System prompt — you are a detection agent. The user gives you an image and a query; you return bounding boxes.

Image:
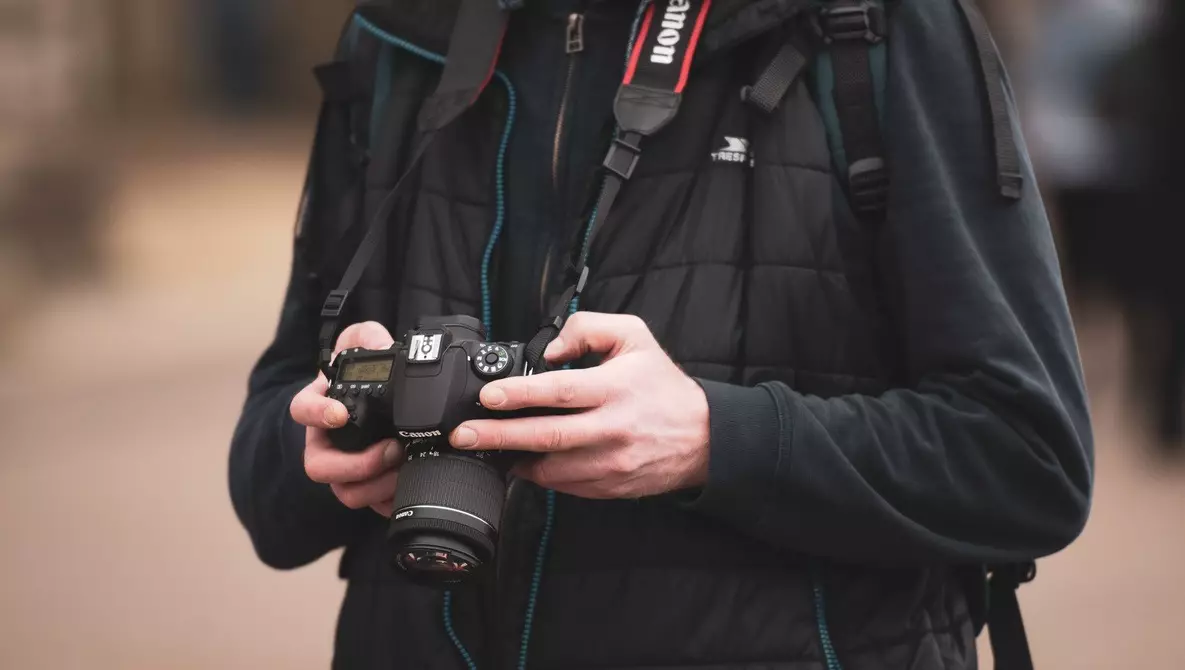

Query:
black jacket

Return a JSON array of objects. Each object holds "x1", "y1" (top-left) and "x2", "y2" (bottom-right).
[{"x1": 229, "y1": 1, "x2": 1093, "y2": 668}]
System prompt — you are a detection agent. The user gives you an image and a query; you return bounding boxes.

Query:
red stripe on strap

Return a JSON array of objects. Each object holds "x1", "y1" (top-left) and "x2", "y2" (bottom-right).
[
  {"x1": 622, "y1": 5, "x2": 656, "y2": 86},
  {"x1": 675, "y1": 0, "x2": 711, "y2": 93}
]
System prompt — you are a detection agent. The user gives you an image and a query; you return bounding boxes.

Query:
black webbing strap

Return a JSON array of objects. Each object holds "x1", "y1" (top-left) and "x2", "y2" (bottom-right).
[
  {"x1": 741, "y1": 39, "x2": 810, "y2": 114},
  {"x1": 418, "y1": 0, "x2": 508, "y2": 132},
  {"x1": 317, "y1": 0, "x2": 510, "y2": 376},
  {"x1": 987, "y1": 562, "x2": 1037, "y2": 670},
  {"x1": 524, "y1": 0, "x2": 713, "y2": 374},
  {"x1": 955, "y1": 0, "x2": 1023, "y2": 200},
  {"x1": 815, "y1": 0, "x2": 889, "y2": 221}
]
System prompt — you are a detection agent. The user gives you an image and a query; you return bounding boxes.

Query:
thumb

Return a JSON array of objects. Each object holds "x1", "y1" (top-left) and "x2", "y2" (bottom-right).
[
  {"x1": 544, "y1": 312, "x2": 656, "y2": 364},
  {"x1": 335, "y1": 321, "x2": 396, "y2": 355}
]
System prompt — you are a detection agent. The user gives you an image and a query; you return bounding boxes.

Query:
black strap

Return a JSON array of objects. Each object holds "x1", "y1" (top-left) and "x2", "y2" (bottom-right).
[
  {"x1": 987, "y1": 562, "x2": 1037, "y2": 670},
  {"x1": 418, "y1": 0, "x2": 508, "y2": 132},
  {"x1": 955, "y1": 0, "x2": 1023, "y2": 200},
  {"x1": 815, "y1": 0, "x2": 889, "y2": 222},
  {"x1": 317, "y1": 0, "x2": 510, "y2": 376},
  {"x1": 742, "y1": 39, "x2": 810, "y2": 114},
  {"x1": 524, "y1": 0, "x2": 713, "y2": 373}
]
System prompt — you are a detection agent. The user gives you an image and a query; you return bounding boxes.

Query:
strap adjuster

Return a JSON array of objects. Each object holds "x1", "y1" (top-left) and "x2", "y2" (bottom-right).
[
  {"x1": 814, "y1": 1, "x2": 886, "y2": 44},
  {"x1": 848, "y1": 157, "x2": 889, "y2": 217},
  {"x1": 990, "y1": 561, "x2": 1038, "y2": 588},
  {"x1": 321, "y1": 290, "x2": 350, "y2": 318},
  {"x1": 603, "y1": 136, "x2": 642, "y2": 180}
]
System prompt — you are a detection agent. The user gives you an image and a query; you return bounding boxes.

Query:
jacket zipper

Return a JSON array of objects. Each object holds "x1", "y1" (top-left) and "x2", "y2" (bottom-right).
[
  {"x1": 551, "y1": 13, "x2": 585, "y2": 189},
  {"x1": 541, "y1": 12, "x2": 585, "y2": 317}
]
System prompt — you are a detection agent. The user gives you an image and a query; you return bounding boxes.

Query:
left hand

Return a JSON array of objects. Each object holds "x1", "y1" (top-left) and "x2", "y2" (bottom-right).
[{"x1": 449, "y1": 312, "x2": 711, "y2": 499}]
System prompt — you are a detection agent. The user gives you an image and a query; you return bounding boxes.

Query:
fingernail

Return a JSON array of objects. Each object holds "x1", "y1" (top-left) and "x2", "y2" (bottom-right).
[
  {"x1": 544, "y1": 337, "x2": 565, "y2": 359},
  {"x1": 323, "y1": 403, "x2": 347, "y2": 427},
  {"x1": 483, "y1": 386, "x2": 507, "y2": 408},
  {"x1": 452, "y1": 427, "x2": 478, "y2": 449},
  {"x1": 382, "y1": 440, "x2": 402, "y2": 467}
]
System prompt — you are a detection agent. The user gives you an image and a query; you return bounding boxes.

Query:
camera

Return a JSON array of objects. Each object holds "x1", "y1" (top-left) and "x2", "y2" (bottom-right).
[{"x1": 326, "y1": 315, "x2": 536, "y2": 585}]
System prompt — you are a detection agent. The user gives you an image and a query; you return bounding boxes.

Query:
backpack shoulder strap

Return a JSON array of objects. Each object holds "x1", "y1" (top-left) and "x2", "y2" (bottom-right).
[
  {"x1": 812, "y1": 0, "x2": 890, "y2": 222},
  {"x1": 740, "y1": 0, "x2": 891, "y2": 222}
]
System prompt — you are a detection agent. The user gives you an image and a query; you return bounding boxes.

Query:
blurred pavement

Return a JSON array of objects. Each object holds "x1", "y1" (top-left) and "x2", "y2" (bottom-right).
[{"x1": 1, "y1": 119, "x2": 1184, "y2": 669}]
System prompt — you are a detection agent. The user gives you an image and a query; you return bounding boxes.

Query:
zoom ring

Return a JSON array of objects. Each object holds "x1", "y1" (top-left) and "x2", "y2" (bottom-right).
[{"x1": 391, "y1": 454, "x2": 506, "y2": 533}]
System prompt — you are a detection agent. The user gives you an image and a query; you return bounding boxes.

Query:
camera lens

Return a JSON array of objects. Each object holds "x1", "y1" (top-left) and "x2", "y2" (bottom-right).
[{"x1": 386, "y1": 453, "x2": 505, "y2": 586}]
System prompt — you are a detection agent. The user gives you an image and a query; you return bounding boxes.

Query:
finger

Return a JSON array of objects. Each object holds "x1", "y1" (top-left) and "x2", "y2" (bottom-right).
[
  {"x1": 451, "y1": 413, "x2": 620, "y2": 453},
  {"x1": 331, "y1": 470, "x2": 399, "y2": 510},
  {"x1": 371, "y1": 499, "x2": 395, "y2": 518},
  {"x1": 512, "y1": 449, "x2": 608, "y2": 485},
  {"x1": 305, "y1": 437, "x2": 403, "y2": 484},
  {"x1": 545, "y1": 312, "x2": 657, "y2": 364},
  {"x1": 335, "y1": 321, "x2": 396, "y2": 356},
  {"x1": 513, "y1": 455, "x2": 628, "y2": 500},
  {"x1": 481, "y1": 368, "x2": 613, "y2": 411},
  {"x1": 290, "y1": 376, "x2": 349, "y2": 429}
]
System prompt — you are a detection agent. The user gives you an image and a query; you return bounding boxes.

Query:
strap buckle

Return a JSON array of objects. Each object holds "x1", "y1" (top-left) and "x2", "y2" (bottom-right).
[
  {"x1": 603, "y1": 136, "x2": 642, "y2": 181},
  {"x1": 990, "y1": 561, "x2": 1038, "y2": 588},
  {"x1": 848, "y1": 157, "x2": 889, "y2": 217},
  {"x1": 320, "y1": 290, "x2": 350, "y2": 318},
  {"x1": 813, "y1": 1, "x2": 886, "y2": 44}
]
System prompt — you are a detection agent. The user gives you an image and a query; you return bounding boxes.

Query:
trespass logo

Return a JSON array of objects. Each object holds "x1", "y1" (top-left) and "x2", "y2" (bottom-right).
[{"x1": 649, "y1": 0, "x2": 691, "y2": 65}]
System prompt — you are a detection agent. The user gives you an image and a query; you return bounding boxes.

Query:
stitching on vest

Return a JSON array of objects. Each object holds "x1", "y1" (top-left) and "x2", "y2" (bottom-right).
[
  {"x1": 837, "y1": 615, "x2": 974, "y2": 657},
  {"x1": 400, "y1": 282, "x2": 480, "y2": 305},
  {"x1": 590, "y1": 261, "x2": 849, "y2": 283},
  {"x1": 622, "y1": 160, "x2": 832, "y2": 182},
  {"x1": 678, "y1": 360, "x2": 882, "y2": 383}
]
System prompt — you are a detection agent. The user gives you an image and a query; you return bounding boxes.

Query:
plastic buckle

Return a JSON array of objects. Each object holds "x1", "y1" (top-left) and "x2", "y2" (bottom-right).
[
  {"x1": 603, "y1": 136, "x2": 642, "y2": 181},
  {"x1": 321, "y1": 290, "x2": 350, "y2": 318},
  {"x1": 848, "y1": 157, "x2": 889, "y2": 217},
  {"x1": 999, "y1": 171, "x2": 1024, "y2": 200},
  {"x1": 813, "y1": 1, "x2": 886, "y2": 45},
  {"x1": 990, "y1": 562, "x2": 1038, "y2": 588}
]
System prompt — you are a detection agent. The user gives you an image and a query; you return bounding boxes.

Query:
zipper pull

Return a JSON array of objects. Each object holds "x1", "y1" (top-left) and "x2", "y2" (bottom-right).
[{"x1": 566, "y1": 13, "x2": 585, "y2": 54}]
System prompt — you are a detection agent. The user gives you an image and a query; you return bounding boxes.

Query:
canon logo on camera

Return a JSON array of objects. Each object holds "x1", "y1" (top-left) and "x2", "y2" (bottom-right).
[
  {"x1": 398, "y1": 429, "x2": 443, "y2": 439},
  {"x1": 649, "y1": 0, "x2": 691, "y2": 65}
]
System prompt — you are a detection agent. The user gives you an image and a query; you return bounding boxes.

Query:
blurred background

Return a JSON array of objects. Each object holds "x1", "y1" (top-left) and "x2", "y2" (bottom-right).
[{"x1": 0, "y1": 0, "x2": 1183, "y2": 668}]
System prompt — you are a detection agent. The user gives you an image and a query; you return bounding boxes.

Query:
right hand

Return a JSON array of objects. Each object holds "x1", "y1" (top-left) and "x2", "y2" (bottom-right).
[{"x1": 290, "y1": 321, "x2": 404, "y2": 517}]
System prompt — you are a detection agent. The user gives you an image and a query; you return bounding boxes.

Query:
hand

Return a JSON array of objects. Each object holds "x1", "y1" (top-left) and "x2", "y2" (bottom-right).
[
  {"x1": 449, "y1": 312, "x2": 711, "y2": 499},
  {"x1": 290, "y1": 321, "x2": 404, "y2": 517}
]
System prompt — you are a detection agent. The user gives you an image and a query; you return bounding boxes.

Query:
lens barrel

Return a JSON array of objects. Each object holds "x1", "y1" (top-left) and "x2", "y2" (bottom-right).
[{"x1": 387, "y1": 452, "x2": 505, "y2": 585}]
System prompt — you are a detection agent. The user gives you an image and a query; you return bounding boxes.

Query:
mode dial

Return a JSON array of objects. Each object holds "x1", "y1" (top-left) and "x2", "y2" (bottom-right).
[{"x1": 473, "y1": 344, "x2": 512, "y2": 378}]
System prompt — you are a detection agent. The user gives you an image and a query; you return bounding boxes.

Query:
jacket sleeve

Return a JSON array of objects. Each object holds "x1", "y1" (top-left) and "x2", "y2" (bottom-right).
[
  {"x1": 228, "y1": 244, "x2": 376, "y2": 570},
  {"x1": 684, "y1": 0, "x2": 1094, "y2": 565}
]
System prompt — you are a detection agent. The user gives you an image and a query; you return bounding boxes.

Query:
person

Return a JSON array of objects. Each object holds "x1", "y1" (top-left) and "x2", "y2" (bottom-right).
[{"x1": 229, "y1": 1, "x2": 1094, "y2": 669}]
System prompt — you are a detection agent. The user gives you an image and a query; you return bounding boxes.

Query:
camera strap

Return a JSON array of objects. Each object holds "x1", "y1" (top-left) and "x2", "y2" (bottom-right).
[
  {"x1": 524, "y1": 0, "x2": 713, "y2": 373},
  {"x1": 318, "y1": 0, "x2": 510, "y2": 376}
]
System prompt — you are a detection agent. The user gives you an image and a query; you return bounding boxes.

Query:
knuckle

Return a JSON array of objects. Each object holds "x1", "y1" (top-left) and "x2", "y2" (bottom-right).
[
  {"x1": 485, "y1": 426, "x2": 506, "y2": 451},
  {"x1": 333, "y1": 485, "x2": 365, "y2": 510},
  {"x1": 607, "y1": 451, "x2": 639, "y2": 476},
  {"x1": 566, "y1": 312, "x2": 589, "y2": 331},
  {"x1": 304, "y1": 448, "x2": 327, "y2": 483},
  {"x1": 544, "y1": 425, "x2": 565, "y2": 452},
  {"x1": 554, "y1": 380, "x2": 578, "y2": 406}
]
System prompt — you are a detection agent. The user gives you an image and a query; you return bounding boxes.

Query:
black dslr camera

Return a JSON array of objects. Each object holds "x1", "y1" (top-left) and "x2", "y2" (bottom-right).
[{"x1": 326, "y1": 315, "x2": 536, "y2": 585}]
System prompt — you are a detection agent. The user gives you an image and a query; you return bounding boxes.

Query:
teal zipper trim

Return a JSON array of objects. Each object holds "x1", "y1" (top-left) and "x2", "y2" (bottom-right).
[
  {"x1": 516, "y1": 489, "x2": 556, "y2": 670},
  {"x1": 353, "y1": 14, "x2": 517, "y2": 337},
  {"x1": 369, "y1": 44, "x2": 394, "y2": 147},
  {"x1": 516, "y1": 5, "x2": 654, "y2": 669},
  {"x1": 354, "y1": 15, "x2": 520, "y2": 670},
  {"x1": 443, "y1": 591, "x2": 479, "y2": 670},
  {"x1": 812, "y1": 569, "x2": 844, "y2": 670}
]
